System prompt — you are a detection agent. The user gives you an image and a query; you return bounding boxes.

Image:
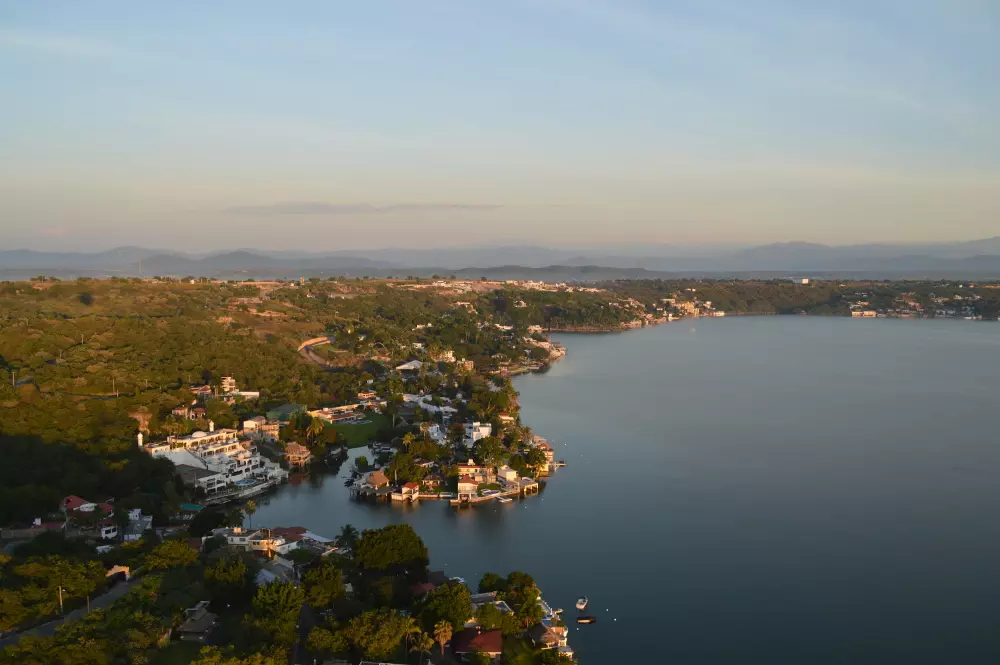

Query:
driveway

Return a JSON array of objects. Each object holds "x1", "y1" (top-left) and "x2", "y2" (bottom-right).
[{"x1": 0, "y1": 576, "x2": 139, "y2": 648}]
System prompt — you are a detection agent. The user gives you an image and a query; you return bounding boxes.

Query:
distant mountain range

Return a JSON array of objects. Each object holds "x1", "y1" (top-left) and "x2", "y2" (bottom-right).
[{"x1": 4, "y1": 237, "x2": 1000, "y2": 280}]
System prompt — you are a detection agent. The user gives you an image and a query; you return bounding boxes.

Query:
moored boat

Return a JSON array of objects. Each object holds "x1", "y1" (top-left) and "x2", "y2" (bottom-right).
[
  {"x1": 576, "y1": 615, "x2": 597, "y2": 624},
  {"x1": 575, "y1": 596, "x2": 588, "y2": 611}
]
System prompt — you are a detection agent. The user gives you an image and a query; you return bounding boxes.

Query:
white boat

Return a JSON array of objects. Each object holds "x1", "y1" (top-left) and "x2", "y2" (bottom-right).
[
  {"x1": 575, "y1": 596, "x2": 588, "y2": 611},
  {"x1": 498, "y1": 497, "x2": 513, "y2": 504}
]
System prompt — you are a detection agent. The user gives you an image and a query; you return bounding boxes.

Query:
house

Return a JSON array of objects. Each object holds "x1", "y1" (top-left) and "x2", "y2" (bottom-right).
[
  {"x1": 177, "y1": 601, "x2": 218, "y2": 642},
  {"x1": 464, "y1": 422, "x2": 492, "y2": 446},
  {"x1": 99, "y1": 521, "x2": 118, "y2": 540},
  {"x1": 401, "y1": 481, "x2": 420, "y2": 497},
  {"x1": 422, "y1": 474, "x2": 444, "y2": 490},
  {"x1": 62, "y1": 495, "x2": 96, "y2": 513},
  {"x1": 220, "y1": 376, "x2": 237, "y2": 393},
  {"x1": 528, "y1": 623, "x2": 561, "y2": 650},
  {"x1": 452, "y1": 628, "x2": 503, "y2": 661},
  {"x1": 358, "y1": 390, "x2": 377, "y2": 401},
  {"x1": 242, "y1": 415, "x2": 266, "y2": 432},
  {"x1": 284, "y1": 442, "x2": 312, "y2": 469},
  {"x1": 62, "y1": 495, "x2": 113, "y2": 518},
  {"x1": 190, "y1": 407, "x2": 207, "y2": 420},
  {"x1": 457, "y1": 475, "x2": 478, "y2": 501},
  {"x1": 172, "y1": 404, "x2": 193, "y2": 419},
  {"x1": 366, "y1": 469, "x2": 390, "y2": 489},
  {"x1": 396, "y1": 360, "x2": 423, "y2": 372},
  {"x1": 189, "y1": 385, "x2": 213, "y2": 398},
  {"x1": 497, "y1": 466, "x2": 519, "y2": 483}
]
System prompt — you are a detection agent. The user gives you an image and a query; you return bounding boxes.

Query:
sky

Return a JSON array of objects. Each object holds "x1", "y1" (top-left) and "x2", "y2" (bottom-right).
[{"x1": 1, "y1": 0, "x2": 999, "y2": 251}]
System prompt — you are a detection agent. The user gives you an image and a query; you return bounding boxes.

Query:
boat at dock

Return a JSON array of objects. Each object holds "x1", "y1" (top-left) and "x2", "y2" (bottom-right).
[
  {"x1": 498, "y1": 496, "x2": 513, "y2": 504},
  {"x1": 576, "y1": 616, "x2": 597, "y2": 624},
  {"x1": 576, "y1": 596, "x2": 588, "y2": 611}
]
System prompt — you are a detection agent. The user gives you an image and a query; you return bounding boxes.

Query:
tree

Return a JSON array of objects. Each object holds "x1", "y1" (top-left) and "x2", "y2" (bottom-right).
[
  {"x1": 469, "y1": 651, "x2": 492, "y2": 665},
  {"x1": 0, "y1": 588, "x2": 29, "y2": 632},
  {"x1": 306, "y1": 625, "x2": 349, "y2": 660},
  {"x1": 189, "y1": 647, "x2": 287, "y2": 665},
  {"x1": 354, "y1": 524, "x2": 428, "y2": 575},
  {"x1": 337, "y1": 524, "x2": 359, "y2": 550},
  {"x1": 478, "y1": 572, "x2": 505, "y2": 593},
  {"x1": 341, "y1": 609, "x2": 415, "y2": 660},
  {"x1": 433, "y1": 620, "x2": 452, "y2": 656},
  {"x1": 473, "y1": 436, "x2": 506, "y2": 468},
  {"x1": 307, "y1": 417, "x2": 326, "y2": 445},
  {"x1": 539, "y1": 650, "x2": 577, "y2": 665},
  {"x1": 410, "y1": 630, "x2": 435, "y2": 664},
  {"x1": 144, "y1": 540, "x2": 198, "y2": 571},
  {"x1": 303, "y1": 560, "x2": 344, "y2": 609},
  {"x1": 401, "y1": 432, "x2": 415, "y2": 452},
  {"x1": 204, "y1": 554, "x2": 255, "y2": 607},
  {"x1": 418, "y1": 582, "x2": 473, "y2": 632},
  {"x1": 248, "y1": 581, "x2": 304, "y2": 648},
  {"x1": 244, "y1": 500, "x2": 257, "y2": 529}
]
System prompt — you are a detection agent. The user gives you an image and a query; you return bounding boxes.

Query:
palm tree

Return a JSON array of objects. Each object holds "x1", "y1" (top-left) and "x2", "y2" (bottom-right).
[
  {"x1": 410, "y1": 631, "x2": 435, "y2": 664},
  {"x1": 401, "y1": 615, "x2": 422, "y2": 659},
  {"x1": 245, "y1": 499, "x2": 257, "y2": 529},
  {"x1": 307, "y1": 417, "x2": 325, "y2": 444},
  {"x1": 337, "y1": 524, "x2": 359, "y2": 549},
  {"x1": 433, "y1": 620, "x2": 452, "y2": 657},
  {"x1": 401, "y1": 432, "x2": 415, "y2": 453}
]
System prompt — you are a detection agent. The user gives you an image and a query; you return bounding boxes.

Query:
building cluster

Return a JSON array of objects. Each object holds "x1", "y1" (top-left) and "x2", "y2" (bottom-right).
[
  {"x1": 847, "y1": 289, "x2": 987, "y2": 319},
  {"x1": 141, "y1": 395, "x2": 332, "y2": 504},
  {"x1": 659, "y1": 296, "x2": 726, "y2": 319},
  {"x1": 431, "y1": 584, "x2": 573, "y2": 662}
]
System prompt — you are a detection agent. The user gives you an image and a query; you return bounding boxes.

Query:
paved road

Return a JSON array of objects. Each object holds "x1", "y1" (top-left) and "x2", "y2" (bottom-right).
[{"x1": 0, "y1": 577, "x2": 138, "y2": 648}]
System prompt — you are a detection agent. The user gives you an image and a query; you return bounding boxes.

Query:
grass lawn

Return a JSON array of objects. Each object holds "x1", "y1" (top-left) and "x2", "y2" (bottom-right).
[{"x1": 332, "y1": 413, "x2": 391, "y2": 448}]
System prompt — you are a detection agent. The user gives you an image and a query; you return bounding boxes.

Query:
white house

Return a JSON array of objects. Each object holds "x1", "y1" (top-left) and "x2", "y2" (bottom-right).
[{"x1": 464, "y1": 422, "x2": 492, "y2": 446}]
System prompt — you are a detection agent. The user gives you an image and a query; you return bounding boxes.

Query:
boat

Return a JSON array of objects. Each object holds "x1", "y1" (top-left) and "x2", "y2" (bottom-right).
[
  {"x1": 497, "y1": 496, "x2": 513, "y2": 504},
  {"x1": 576, "y1": 616, "x2": 597, "y2": 624},
  {"x1": 575, "y1": 596, "x2": 588, "y2": 611}
]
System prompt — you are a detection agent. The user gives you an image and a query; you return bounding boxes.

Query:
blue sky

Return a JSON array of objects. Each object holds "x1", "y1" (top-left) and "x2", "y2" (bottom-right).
[{"x1": 2, "y1": 0, "x2": 998, "y2": 251}]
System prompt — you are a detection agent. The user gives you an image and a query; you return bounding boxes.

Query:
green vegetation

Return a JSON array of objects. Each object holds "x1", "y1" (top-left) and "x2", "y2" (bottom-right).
[{"x1": 332, "y1": 412, "x2": 391, "y2": 448}]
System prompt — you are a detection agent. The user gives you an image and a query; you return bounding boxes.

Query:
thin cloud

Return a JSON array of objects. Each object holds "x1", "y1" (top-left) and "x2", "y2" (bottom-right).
[
  {"x1": 226, "y1": 202, "x2": 503, "y2": 216},
  {"x1": 0, "y1": 29, "x2": 117, "y2": 58}
]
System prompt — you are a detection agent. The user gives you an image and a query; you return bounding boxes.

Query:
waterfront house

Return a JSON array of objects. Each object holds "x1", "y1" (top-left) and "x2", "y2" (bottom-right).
[
  {"x1": 452, "y1": 628, "x2": 503, "y2": 661},
  {"x1": 497, "y1": 466, "x2": 519, "y2": 483},
  {"x1": 528, "y1": 624, "x2": 561, "y2": 649},
  {"x1": 457, "y1": 475, "x2": 478, "y2": 501},
  {"x1": 366, "y1": 469, "x2": 390, "y2": 489},
  {"x1": 283, "y1": 442, "x2": 312, "y2": 469}
]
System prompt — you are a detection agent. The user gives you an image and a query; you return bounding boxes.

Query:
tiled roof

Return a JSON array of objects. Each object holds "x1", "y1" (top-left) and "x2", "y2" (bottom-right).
[{"x1": 452, "y1": 628, "x2": 503, "y2": 654}]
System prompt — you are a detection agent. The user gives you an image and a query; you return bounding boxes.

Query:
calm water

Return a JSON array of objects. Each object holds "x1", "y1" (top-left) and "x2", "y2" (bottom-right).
[{"x1": 254, "y1": 317, "x2": 1000, "y2": 664}]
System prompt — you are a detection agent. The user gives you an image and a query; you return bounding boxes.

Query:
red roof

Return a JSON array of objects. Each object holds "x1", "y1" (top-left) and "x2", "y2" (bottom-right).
[
  {"x1": 98, "y1": 503, "x2": 114, "y2": 515},
  {"x1": 452, "y1": 628, "x2": 503, "y2": 655},
  {"x1": 402, "y1": 482, "x2": 420, "y2": 490},
  {"x1": 458, "y1": 474, "x2": 475, "y2": 483},
  {"x1": 271, "y1": 526, "x2": 307, "y2": 542},
  {"x1": 411, "y1": 582, "x2": 436, "y2": 596},
  {"x1": 62, "y1": 495, "x2": 91, "y2": 511}
]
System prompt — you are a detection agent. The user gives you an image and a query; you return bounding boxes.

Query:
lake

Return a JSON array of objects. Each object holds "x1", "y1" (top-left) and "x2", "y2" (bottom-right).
[{"x1": 253, "y1": 316, "x2": 1000, "y2": 664}]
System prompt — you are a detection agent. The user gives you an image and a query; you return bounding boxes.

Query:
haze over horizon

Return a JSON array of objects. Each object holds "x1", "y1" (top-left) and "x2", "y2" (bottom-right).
[{"x1": 2, "y1": 1, "x2": 999, "y2": 252}]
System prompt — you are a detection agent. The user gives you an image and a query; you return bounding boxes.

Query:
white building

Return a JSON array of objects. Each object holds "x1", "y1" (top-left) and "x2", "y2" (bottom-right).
[{"x1": 464, "y1": 422, "x2": 493, "y2": 446}]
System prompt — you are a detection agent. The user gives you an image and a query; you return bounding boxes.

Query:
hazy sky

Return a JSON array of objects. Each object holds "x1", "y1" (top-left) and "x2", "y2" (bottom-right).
[{"x1": 2, "y1": 0, "x2": 999, "y2": 251}]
